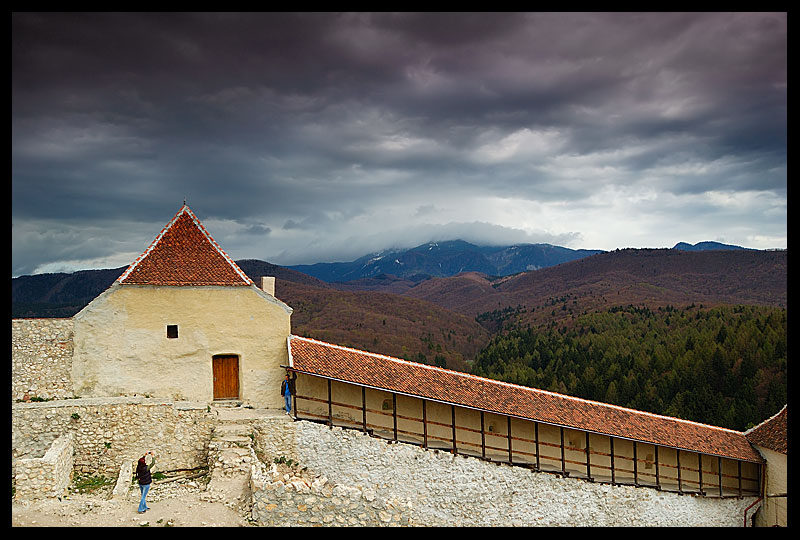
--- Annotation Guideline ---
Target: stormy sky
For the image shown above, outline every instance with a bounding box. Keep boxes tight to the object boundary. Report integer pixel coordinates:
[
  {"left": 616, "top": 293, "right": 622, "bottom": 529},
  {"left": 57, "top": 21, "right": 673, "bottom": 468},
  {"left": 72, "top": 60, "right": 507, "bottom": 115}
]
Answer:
[{"left": 12, "top": 12, "right": 787, "bottom": 277}]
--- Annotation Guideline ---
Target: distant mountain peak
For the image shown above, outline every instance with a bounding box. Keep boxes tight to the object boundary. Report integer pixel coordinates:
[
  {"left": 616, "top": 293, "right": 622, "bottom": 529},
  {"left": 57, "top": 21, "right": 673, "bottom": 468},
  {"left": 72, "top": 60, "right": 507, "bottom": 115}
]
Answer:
[
  {"left": 672, "top": 241, "right": 751, "bottom": 251},
  {"left": 288, "top": 240, "right": 604, "bottom": 283}
]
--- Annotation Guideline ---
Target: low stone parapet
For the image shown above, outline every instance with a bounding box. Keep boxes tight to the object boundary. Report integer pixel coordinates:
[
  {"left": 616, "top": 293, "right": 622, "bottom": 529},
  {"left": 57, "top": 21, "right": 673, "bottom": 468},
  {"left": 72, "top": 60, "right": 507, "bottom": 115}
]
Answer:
[
  {"left": 14, "top": 433, "right": 74, "bottom": 501},
  {"left": 12, "top": 397, "right": 215, "bottom": 482}
]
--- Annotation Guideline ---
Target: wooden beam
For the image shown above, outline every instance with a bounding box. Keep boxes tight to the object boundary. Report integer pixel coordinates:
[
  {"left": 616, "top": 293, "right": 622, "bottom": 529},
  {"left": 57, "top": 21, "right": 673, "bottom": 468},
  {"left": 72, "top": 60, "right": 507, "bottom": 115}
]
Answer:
[
  {"left": 361, "top": 386, "right": 367, "bottom": 432},
  {"left": 738, "top": 460, "right": 742, "bottom": 498},
  {"left": 507, "top": 416, "right": 513, "bottom": 465},
  {"left": 560, "top": 427, "right": 566, "bottom": 476},
  {"left": 327, "top": 379, "right": 333, "bottom": 427},
  {"left": 655, "top": 445, "right": 660, "bottom": 490},
  {"left": 699, "top": 453, "right": 704, "bottom": 496},
  {"left": 610, "top": 436, "right": 616, "bottom": 485},
  {"left": 633, "top": 442, "right": 639, "bottom": 486},
  {"left": 585, "top": 432, "right": 592, "bottom": 481},
  {"left": 481, "top": 411, "right": 486, "bottom": 459},
  {"left": 677, "top": 449, "right": 682, "bottom": 493},
  {"left": 392, "top": 393, "right": 398, "bottom": 442},
  {"left": 292, "top": 374, "right": 297, "bottom": 420},
  {"left": 422, "top": 399, "right": 428, "bottom": 449},
  {"left": 451, "top": 405, "right": 457, "bottom": 454},
  {"left": 718, "top": 456, "right": 723, "bottom": 497},
  {"left": 534, "top": 422, "right": 540, "bottom": 471}
]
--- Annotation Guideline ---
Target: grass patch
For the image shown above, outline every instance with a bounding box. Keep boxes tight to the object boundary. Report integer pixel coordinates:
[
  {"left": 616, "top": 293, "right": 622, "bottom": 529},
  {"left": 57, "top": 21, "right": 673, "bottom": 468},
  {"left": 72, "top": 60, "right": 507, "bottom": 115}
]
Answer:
[{"left": 72, "top": 474, "right": 114, "bottom": 494}]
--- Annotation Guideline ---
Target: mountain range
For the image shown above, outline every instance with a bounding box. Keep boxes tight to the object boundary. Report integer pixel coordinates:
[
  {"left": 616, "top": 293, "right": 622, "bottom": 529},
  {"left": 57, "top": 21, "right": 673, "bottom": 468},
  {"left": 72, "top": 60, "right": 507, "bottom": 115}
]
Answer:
[
  {"left": 288, "top": 240, "right": 604, "bottom": 282},
  {"left": 11, "top": 241, "right": 784, "bottom": 370},
  {"left": 287, "top": 239, "right": 752, "bottom": 282}
]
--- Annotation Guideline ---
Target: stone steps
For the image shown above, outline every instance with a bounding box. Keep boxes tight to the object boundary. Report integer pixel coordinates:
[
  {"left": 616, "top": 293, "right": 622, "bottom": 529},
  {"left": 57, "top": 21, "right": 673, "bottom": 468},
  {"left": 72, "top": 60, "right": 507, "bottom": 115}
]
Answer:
[
  {"left": 210, "top": 423, "right": 253, "bottom": 448},
  {"left": 210, "top": 400, "right": 243, "bottom": 408},
  {"left": 204, "top": 415, "right": 260, "bottom": 511}
]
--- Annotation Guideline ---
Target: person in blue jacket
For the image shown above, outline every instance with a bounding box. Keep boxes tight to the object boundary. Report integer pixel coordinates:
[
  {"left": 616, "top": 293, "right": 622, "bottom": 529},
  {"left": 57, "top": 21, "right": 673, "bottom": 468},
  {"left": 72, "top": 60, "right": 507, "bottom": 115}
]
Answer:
[{"left": 281, "top": 374, "right": 296, "bottom": 415}]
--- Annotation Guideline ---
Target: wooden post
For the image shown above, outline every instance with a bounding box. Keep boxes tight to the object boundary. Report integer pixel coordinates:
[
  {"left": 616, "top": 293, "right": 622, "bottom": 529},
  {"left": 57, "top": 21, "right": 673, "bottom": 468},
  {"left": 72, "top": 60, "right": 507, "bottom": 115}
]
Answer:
[
  {"left": 560, "top": 427, "right": 566, "bottom": 476},
  {"left": 677, "top": 449, "right": 682, "bottom": 493},
  {"left": 633, "top": 442, "right": 639, "bottom": 486},
  {"left": 718, "top": 456, "right": 723, "bottom": 497},
  {"left": 292, "top": 375, "right": 297, "bottom": 420},
  {"left": 738, "top": 460, "right": 742, "bottom": 498},
  {"left": 422, "top": 399, "right": 428, "bottom": 449},
  {"left": 481, "top": 411, "right": 486, "bottom": 459},
  {"left": 655, "top": 445, "right": 660, "bottom": 490},
  {"left": 610, "top": 436, "right": 616, "bottom": 485},
  {"left": 507, "top": 416, "right": 513, "bottom": 465},
  {"left": 451, "top": 405, "right": 457, "bottom": 454},
  {"left": 392, "top": 393, "right": 398, "bottom": 442},
  {"left": 327, "top": 379, "right": 333, "bottom": 427},
  {"left": 534, "top": 422, "right": 540, "bottom": 471},
  {"left": 361, "top": 386, "right": 367, "bottom": 432},
  {"left": 699, "top": 453, "right": 704, "bottom": 495},
  {"left": 585, "top": 432, "right": 592, "bottom": 480}
]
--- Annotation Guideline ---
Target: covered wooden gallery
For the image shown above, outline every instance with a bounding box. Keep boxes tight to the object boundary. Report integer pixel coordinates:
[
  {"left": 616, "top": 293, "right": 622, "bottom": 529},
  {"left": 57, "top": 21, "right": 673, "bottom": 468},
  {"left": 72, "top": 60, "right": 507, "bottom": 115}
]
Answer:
[{"left": 285, "top": 336, "right": 763, "bottom": 498}]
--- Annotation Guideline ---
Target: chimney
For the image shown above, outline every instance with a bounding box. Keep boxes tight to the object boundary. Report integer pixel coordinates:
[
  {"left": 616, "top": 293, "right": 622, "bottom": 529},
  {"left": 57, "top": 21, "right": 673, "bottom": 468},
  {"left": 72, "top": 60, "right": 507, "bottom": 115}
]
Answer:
[{"left": 260, "top": 276, "right": 275, "bottom": 296}]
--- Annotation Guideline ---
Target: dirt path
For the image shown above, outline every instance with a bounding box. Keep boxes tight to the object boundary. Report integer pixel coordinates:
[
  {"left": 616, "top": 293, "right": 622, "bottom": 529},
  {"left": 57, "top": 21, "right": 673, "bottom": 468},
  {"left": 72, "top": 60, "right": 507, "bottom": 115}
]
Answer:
[{"left": 12, "top": 474, "right": 254, "bottom": 527}]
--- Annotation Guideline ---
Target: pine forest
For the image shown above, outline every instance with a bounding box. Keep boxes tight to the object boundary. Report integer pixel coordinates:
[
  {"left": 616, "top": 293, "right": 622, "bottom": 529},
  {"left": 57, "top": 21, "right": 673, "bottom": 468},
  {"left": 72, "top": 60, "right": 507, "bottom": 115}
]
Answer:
[{"left": 470, "top": 304, "right": 786, "bottom": 432}]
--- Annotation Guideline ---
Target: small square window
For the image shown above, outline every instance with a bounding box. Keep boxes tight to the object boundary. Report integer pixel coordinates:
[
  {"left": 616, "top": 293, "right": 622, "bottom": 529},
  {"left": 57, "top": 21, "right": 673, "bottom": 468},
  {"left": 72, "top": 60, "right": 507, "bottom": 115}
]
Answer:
[{"left": 166, "top": 325, "right": 178, "bottom": 339}]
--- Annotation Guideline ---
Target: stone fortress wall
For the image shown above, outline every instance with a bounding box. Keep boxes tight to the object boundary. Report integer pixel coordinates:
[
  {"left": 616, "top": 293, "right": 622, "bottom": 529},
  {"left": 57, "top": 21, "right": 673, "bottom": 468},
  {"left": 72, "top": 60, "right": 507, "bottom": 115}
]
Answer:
[
  {"left": 251, "top": 414, "right": 758, "bottom": 526},
  {"left": 12, "top": 318, "right": 74, "bottom": 402},
  {"left": 11, "top": 318, "right": 761, "bottom": 525},
  {"left": 14, "top": 433, "right": 74, "bottom": 501}
]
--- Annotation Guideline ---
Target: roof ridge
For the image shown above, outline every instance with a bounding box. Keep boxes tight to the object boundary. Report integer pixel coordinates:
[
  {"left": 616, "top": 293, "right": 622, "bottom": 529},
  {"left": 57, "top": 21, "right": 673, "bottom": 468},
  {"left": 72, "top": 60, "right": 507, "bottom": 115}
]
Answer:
[
  {"left": 744, "top": 404, "right": 787, "bottom": 435},
  {"left": 288, "top": 334, "right": 745, "bottom": 435}
]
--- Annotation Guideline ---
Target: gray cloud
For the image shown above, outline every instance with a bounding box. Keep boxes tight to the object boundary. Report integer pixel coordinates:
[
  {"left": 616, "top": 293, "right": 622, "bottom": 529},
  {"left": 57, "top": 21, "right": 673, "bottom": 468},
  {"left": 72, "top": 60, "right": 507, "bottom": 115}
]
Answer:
[{"left": 12, "top": 12, "right": 786, "bottom": 276}]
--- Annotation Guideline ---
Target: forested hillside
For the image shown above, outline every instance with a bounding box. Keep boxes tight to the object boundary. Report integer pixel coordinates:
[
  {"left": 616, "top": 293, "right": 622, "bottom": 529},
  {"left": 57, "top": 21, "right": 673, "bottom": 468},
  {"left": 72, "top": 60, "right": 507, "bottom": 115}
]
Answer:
[
  {"left": 471, "top": 304, "right": 787, "bottom": 431},
  {"left": 12, "top": 248, "right": 787, "bottom": 430},
  {"left": 271, "top": 279, "right": 489, "bottom": 372}
]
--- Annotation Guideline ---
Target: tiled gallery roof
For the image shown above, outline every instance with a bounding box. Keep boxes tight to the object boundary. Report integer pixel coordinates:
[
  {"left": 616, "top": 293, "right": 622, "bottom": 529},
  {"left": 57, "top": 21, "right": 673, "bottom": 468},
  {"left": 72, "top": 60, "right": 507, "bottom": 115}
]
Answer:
[
  {"left": 117, "top": 205, "right": 253, "bottom": 287},
  {"left": 745, "top": 405, "right": 787, "bottom": 454},
  {"left": 288, "top": 335, "right": 764, "bottom": 463}
]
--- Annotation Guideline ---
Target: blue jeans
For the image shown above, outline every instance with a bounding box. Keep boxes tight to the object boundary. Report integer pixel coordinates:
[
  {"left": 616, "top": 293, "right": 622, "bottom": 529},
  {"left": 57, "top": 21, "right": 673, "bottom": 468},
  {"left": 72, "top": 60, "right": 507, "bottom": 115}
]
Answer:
[
  {"left": 284, "top": 392, "right": 292, "bottom": 414},
  {"left": 138, "top": 483, "right": 150, "bottom": 512}
]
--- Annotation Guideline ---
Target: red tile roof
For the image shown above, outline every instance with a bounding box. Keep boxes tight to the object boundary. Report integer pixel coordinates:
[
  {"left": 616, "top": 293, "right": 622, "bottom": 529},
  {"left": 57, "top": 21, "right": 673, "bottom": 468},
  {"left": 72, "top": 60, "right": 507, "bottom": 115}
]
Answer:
[
  {"left": 745, "top": 405, "right": 787, "bottom": 454},
  {"left": 117, "top": 205, "right": 253, "bottom": 286},
  {"left": 288, "top": 335, "right": 764, "bottom": 463}
]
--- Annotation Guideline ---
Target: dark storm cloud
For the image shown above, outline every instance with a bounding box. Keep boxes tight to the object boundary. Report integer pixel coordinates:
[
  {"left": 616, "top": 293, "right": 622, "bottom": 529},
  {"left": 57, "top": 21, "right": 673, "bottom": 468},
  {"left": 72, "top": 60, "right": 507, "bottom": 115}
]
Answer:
[{"left": 12, "top": 12, "right": 786, "bottom": 276}]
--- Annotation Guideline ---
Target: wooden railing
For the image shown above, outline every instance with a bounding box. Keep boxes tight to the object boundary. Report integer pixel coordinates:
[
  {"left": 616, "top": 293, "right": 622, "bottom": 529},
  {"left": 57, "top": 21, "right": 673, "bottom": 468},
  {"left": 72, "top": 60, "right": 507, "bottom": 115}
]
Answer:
[{"left": 292, "top": 386, "right": 761, "bottom": 498}]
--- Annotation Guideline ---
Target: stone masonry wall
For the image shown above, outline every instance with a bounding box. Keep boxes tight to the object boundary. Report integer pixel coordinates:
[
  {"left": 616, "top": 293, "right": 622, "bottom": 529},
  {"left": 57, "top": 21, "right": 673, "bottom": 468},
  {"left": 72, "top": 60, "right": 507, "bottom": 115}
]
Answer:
[
  {"left": 252, "top": 417, "right": 761, "bottom": 527},
  {"left": 12, "top": 318, "right": 75, "bottom": 401},
  {"left": 12, "top": 397, "right": 215, "bottom": 484},
  {"left": 250, "top": 420, "right": 411, "bottom": 526},
  {"left": 14, "top": 433, "right": 74, "bottom": 501}
]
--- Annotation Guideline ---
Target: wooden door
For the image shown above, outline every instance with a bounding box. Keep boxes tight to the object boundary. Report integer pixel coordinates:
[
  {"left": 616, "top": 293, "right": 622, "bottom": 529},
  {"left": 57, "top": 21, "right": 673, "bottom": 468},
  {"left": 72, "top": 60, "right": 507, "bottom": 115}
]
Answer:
[{"left": 213, "top": 355, "right": 239, "bottom": 400}]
